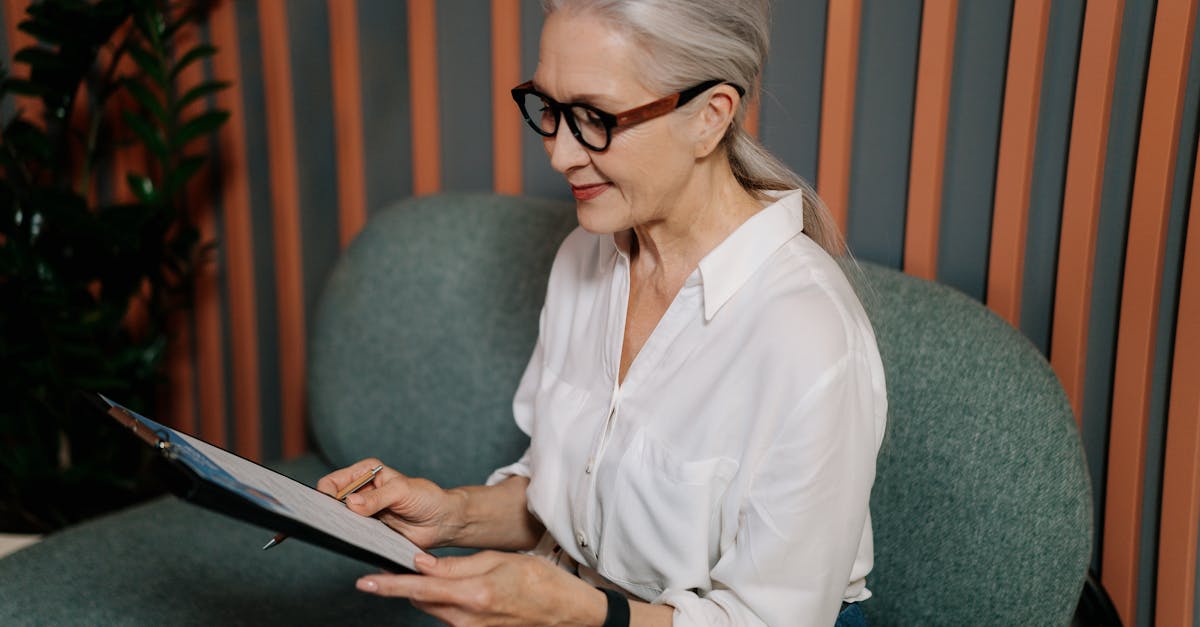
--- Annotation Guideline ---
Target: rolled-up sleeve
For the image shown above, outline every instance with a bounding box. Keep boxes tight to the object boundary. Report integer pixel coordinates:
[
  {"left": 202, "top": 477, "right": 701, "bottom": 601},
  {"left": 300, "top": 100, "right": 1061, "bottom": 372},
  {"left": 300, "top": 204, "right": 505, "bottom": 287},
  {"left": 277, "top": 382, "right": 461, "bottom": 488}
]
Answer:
[{"left": 657, "top": 355, "right": 880, "bottom": 626}]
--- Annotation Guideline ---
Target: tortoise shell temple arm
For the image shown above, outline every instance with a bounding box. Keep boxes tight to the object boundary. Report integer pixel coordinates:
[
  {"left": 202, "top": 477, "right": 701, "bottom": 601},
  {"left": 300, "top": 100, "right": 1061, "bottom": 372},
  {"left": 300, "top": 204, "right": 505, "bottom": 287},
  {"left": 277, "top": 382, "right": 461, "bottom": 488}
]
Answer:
[{"left": 613, "top": 94, "right": 681, "bottom": 127}]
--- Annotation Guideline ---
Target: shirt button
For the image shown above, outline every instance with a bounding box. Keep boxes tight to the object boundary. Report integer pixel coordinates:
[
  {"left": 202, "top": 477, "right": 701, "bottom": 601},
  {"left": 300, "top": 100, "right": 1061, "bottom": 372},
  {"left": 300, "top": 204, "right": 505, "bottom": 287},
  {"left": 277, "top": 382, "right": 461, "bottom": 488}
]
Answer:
[
  {"left": 585, "top": 457, "right": 595, "bottom": 473},
  {"left": 576, "top": 530, "right": 588, "bottom": 548}
]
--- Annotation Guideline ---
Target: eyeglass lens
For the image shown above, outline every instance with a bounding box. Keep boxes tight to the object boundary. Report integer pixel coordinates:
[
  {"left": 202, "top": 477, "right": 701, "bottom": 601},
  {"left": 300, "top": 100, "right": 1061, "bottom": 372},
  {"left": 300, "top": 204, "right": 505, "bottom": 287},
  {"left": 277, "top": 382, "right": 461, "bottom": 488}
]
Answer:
[{"left": 519, "top": 92, "right": 610, "bottom": 150}]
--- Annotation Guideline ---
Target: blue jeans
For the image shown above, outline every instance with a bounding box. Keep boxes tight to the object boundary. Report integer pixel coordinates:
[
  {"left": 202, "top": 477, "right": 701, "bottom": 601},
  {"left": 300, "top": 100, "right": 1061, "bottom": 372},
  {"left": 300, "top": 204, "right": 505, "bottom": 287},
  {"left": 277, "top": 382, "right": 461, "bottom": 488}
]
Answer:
[{"left": 835, "top": 602, "right": 868, "bottom": 627}]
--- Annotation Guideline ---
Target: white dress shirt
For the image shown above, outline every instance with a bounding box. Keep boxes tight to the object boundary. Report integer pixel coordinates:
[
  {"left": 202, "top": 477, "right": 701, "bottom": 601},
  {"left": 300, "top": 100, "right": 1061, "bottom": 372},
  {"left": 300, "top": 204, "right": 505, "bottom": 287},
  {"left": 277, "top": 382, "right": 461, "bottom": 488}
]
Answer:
[{"left": 488, "top": 189, "right": 887, "bottom": 626}]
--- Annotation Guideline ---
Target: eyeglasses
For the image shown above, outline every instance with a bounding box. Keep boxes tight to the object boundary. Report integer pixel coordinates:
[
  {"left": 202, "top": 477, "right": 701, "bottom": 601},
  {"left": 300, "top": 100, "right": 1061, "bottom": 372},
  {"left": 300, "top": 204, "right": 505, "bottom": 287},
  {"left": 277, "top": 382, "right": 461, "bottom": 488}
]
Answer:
[{"left": 511, "top": 79, "right": 745, "bottom": 152}]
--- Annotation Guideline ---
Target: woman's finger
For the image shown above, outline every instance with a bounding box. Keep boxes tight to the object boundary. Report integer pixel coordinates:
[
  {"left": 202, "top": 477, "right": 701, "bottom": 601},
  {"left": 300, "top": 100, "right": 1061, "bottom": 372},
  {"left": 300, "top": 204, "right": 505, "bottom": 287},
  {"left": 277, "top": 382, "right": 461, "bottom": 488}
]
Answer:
[
  {"left": 316, "top": 458, "right": 389, "bottom": 496},
  {"left": 357, "top": 573, "right": 477, "bottom": 607},
  {"left": 415, "top": 550, "right": 510, "bottom": 579},
  {"left": 343, "top": 475, "right": 416, "bottom": 517}
]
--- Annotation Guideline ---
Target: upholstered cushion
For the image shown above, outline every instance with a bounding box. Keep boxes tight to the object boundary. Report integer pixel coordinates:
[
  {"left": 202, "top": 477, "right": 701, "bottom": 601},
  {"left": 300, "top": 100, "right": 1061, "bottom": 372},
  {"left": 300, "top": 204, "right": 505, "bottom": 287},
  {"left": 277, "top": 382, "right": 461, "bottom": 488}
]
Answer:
[
  {"left": 0, "top": 455, "right": 439, "bottom": 625},
  {"left": 308, "top": 192, "right": 578, "bottom": 489},
  {"left": 855, "top": 262, "right": 1092, "bottom": 625}
]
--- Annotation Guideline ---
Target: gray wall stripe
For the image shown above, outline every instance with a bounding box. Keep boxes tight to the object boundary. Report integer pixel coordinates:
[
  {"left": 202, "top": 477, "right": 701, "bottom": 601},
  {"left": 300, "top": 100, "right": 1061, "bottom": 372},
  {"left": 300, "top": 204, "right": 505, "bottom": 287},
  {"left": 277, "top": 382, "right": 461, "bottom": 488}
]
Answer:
[
  {"left": 520, "top": 0, "right": 565, "bottom": 199},
  {"left": 845, "top": 0, "right": 920, "bottom": 269},
  {"left": 285, "top": 1, "right": 340, "bottom": 335},
  {"left": 1019, "top": 0, "right": 1085, "bottom": 355},
  {"left": 937, "top": 0, "right": 1014, "bottom": 301},
  {"left": 761, "top": 0, "right": 827, "bottom": 186},
  {"left": 437, "top": 1, "right": 493, "bottom": 191},
  {"left": 359, "top": 0, "right": 413, "bottom": 213}
]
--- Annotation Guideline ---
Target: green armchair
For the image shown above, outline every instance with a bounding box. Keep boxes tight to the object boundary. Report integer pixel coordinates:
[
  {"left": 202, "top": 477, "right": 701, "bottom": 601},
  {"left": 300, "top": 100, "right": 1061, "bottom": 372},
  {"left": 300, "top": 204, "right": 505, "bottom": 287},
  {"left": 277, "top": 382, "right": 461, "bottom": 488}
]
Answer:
[{"left": 0, "top": 193, "right": 1090, "bottom": 625}]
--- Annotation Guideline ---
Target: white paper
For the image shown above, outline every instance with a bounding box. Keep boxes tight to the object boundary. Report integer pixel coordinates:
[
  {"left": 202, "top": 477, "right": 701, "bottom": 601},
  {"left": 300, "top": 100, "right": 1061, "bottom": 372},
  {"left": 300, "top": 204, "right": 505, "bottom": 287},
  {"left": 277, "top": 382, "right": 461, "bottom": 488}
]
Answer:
[{"left": 174, "top": 430, "right": 425, "bottom": 570}]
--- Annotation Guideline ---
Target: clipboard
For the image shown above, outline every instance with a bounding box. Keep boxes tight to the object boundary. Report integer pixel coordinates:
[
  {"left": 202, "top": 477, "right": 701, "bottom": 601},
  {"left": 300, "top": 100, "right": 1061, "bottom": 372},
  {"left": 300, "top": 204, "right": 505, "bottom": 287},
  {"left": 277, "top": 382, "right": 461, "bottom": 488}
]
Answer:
[{"left": 90, "top": 392, "right": 423, "bottom": 574}]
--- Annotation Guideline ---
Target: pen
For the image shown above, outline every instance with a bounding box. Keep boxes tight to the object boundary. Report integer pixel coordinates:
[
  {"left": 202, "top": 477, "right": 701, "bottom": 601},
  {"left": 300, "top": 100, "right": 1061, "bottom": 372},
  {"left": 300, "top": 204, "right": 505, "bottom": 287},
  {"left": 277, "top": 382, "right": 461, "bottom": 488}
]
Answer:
[{"left": 262, "top": 464, "right": 384, "bottom": 550}]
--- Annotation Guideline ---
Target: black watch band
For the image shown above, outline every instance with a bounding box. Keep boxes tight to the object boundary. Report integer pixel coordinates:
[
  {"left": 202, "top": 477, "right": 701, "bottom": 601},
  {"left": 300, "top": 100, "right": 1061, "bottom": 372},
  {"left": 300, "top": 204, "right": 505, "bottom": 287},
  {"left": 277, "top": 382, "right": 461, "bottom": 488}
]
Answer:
[{"left": 599, "top": 587, "right": 631, "bottom": 627}]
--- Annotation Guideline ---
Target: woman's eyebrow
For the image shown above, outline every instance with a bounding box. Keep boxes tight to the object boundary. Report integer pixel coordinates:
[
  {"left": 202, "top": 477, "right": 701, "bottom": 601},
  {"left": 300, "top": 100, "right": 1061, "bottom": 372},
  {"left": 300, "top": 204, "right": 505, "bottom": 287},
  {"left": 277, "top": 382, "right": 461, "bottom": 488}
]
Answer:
[{"left": 531, "top": 81, "right": 618, "bottom": 108}]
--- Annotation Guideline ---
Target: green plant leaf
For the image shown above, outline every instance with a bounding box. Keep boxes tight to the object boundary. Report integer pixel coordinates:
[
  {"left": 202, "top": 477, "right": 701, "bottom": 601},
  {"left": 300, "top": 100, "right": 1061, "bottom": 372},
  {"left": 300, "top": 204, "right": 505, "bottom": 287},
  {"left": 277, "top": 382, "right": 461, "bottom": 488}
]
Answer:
[
  {"left": 168, "top": 44, "right": 216, "bottom": 82},
  {"left": 13, "top": 48, "right": 69, "bottom": 74},
  {"left": 4, "top": 119, "right": 53, "bottom": 162},
  {"left": 120, "top": 110, "right": 168, "bottom": 160},
  {"left": 172, "top": 110, "right": 228, "bottom": 148},
  {"left": 126, "top": 43, "right": 167, "bottom": 88},
  {"left": 2, "top": 78, "right": 46, "bottom": 97},
  {"left": 124, "top": 174, "right": 158, "bottom": 205},
  {"left": 172, "top": 80, "right": 229, "bottom": 116},
  {"left": 167, "top": 155, "right": 206, "bottom": 194},
  {"left": 17, "top": 20, "right": 64, "bottom": 46},
  {"left": 122, "top": 79, "right": 167, "bottom": 124}
]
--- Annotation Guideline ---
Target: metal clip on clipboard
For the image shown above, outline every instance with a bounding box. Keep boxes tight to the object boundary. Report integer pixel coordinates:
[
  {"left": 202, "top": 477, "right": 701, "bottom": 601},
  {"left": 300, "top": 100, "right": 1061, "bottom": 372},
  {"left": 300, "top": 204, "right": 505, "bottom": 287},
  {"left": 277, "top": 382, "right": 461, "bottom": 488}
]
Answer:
[{"left": 105, "top": 404, "right": 176, "bottom": 459}]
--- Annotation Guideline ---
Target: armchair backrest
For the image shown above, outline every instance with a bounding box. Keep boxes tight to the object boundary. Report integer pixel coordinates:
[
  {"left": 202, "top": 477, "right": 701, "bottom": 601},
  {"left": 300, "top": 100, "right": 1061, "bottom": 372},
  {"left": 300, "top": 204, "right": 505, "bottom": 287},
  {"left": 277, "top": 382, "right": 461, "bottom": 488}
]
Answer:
[
  {"left": 856, "top": 262, "right": 1092, "bottom": 625},
  {"left": 308, "top": 193, "right": 578, "bottom": 488}
]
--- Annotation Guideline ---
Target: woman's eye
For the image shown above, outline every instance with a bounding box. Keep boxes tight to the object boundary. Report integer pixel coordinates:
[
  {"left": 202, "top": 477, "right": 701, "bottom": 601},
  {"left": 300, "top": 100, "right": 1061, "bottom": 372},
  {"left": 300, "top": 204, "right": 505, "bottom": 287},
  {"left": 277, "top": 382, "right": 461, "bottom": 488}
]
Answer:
[{"left": 577, "top": 108, "right": 603, "bottom": 127}]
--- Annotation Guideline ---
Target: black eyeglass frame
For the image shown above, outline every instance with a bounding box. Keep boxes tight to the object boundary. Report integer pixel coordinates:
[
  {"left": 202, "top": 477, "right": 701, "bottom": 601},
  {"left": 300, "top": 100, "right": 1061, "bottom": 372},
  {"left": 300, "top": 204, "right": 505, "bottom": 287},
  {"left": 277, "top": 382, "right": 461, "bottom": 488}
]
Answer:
[{"left": 511, "top": 79, "right": 746, "bottom": 152}]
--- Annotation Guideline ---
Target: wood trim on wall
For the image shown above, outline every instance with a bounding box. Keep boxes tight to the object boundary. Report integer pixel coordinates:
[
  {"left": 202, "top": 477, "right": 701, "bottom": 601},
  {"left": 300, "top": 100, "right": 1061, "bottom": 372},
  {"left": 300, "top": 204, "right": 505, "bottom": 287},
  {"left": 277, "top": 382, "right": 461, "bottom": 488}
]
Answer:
[
  {"left": 408, "top": 0, "right": 441, "bottom": 195},
  {"left": 986, "top": 0, "right": 1051, "bottom": 326},
  {"left": 1102, "top": 0, "right": 1198, "bottom": 621},
  {"left": 1156, "top": 138, "right": 1200, "bottom": 627},
  {"left": 491, "top": 0, "right": 522, "bottom": 195},
  {"left": 257, "top": 0, "right": 307, "bottom": 459},
  {"left": 176, "top": 17, "right": 227, "bottom": 448},
  {"left": 328, "top": 0, "right": 367, "bottom": 247},
  {"left": 1050, "top": 0, "right": 1125, "bottom": 420},
  {"left": 210, "top": 0, "right": 262, "bottom": 460},
  {"left": 903, "top": 0, "right": 957, "bottom": 280},
  {"left": 817, "top": 0, "right": 861, "bottom": 234}
]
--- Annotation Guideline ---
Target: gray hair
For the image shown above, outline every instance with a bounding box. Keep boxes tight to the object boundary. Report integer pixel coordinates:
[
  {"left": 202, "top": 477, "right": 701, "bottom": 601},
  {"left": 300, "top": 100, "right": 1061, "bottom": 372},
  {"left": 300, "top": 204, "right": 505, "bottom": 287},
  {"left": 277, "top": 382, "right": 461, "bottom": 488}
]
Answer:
[{"left": 542, "top": 0, "right": 845, "bottom": 256}]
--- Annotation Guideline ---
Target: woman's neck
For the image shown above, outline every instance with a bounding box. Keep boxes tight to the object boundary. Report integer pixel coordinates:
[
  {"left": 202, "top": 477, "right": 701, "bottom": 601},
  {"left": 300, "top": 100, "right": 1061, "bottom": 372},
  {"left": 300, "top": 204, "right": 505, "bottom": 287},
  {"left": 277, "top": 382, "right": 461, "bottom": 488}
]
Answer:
[{"left": 625, "top": 159, "right": 761, "bottom": 288}]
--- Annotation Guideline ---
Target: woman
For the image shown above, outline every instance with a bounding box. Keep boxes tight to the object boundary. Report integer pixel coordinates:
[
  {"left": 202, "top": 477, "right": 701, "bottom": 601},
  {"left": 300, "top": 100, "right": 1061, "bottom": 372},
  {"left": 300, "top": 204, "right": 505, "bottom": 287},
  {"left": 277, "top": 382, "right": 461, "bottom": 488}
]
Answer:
[{"left": 320, "top": 1, "right": 886, "bottom": 624}]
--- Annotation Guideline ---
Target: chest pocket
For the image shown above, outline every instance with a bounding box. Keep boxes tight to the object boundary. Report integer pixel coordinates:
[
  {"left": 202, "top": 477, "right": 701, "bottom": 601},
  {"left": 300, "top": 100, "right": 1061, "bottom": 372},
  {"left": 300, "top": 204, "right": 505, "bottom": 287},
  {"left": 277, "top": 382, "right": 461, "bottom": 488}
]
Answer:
[{"left": 597, "top": 428, "right": 738, "bottom": 592}]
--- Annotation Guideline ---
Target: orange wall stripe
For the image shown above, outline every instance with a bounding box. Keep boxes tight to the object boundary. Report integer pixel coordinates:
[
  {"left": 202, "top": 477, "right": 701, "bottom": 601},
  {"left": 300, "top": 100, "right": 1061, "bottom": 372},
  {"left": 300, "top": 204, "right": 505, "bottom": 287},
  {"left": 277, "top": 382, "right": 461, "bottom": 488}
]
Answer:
[
  {"left": 1101, "top": 0, "right": 1198, "bottom": 622},
  {"left": 902, "top": 0, "right": 957, "bottom": 280},
  {"left": 1156, "top": 138, "right": 1200, "bottom": 627},
  {"left": 328, "top": 0, "right": 367, "bottom": 247},
  {"left": 816, "top": 0, "right": 860, "bottom": 233},
  {"left": 210, "top": 0, "right": 262, "bottom": 461},
  {"left": 491, "top": 0, "right": 522, "bottom": 195},
  {"left": 1050, "top": 0, "right": 1124, "bottom": 420},
  {"left": 986, "top": 0, "right": 1051, "bottom": 326},
  {"left": 257, "top": 0, "right": 307, "bottom": 458},
  {"left": 176, "top": 18, "right": 227, "bottom": 448},
  {"left": 408, "top": 0, "right": 441, "bottom": 195}
]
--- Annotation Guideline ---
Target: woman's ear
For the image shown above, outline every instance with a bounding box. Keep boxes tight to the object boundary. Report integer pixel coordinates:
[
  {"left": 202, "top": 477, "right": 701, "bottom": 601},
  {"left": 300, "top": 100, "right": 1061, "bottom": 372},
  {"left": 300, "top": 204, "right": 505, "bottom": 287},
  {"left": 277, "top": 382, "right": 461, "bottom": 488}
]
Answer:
[{"left": 693, "top": 85, "right": 741, "bottom": 158}]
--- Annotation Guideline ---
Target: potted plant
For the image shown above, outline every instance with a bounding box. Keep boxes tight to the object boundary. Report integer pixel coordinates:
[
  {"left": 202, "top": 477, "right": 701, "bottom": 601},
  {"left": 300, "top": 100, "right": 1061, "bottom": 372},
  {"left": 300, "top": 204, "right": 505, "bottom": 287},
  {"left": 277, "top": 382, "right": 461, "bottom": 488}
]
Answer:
[{"left": 0, "top": 0, "right": 228, "bottom": 533}]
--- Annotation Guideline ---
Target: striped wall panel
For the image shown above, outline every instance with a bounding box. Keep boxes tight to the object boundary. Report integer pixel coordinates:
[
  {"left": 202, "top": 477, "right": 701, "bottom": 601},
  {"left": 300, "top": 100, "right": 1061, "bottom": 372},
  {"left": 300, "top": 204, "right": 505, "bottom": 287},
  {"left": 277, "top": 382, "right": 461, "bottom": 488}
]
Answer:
[{"left": 2, "top": 1, "right": 1198, "bottom": 623}]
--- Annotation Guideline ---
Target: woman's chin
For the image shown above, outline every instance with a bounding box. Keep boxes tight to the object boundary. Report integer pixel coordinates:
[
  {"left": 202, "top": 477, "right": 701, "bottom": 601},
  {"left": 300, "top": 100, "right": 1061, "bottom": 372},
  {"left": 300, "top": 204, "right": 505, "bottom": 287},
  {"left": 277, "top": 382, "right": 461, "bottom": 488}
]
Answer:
[{"left": 574, "top": 203, "right": 628, "bottom": 235}]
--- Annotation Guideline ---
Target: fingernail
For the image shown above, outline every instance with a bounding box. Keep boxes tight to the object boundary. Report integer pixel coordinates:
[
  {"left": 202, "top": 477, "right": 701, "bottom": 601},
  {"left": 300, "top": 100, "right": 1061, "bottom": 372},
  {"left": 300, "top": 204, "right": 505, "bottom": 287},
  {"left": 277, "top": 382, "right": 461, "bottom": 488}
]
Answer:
[
  {"left": 356, "top": 578, "right": 378, "bottom": 592},
  {"left": 414, "top": 553, "right": 436, "bottom": 570},
  {"left": 346, "top": 495, "right": 363, "bottom": 506}
]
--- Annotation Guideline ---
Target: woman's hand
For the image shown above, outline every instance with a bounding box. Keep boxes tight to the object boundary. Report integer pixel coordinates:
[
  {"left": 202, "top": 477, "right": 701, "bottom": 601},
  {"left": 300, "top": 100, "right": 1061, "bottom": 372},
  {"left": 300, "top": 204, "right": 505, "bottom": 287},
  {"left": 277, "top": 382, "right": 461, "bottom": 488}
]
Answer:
[
  {"left": 357, "top": 551, "right": 611, "bottom": 626},
  {"left": 317, "top": 458, "right": 465, "bottom": 549}
]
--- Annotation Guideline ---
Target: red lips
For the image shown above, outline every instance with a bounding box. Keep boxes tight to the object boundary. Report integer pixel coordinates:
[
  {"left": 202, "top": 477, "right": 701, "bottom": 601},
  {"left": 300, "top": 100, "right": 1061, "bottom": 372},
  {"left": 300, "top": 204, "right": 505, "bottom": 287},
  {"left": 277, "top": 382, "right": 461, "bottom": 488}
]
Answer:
[{"left": 571, "top": 183, "right": 611, "bottom": 200}]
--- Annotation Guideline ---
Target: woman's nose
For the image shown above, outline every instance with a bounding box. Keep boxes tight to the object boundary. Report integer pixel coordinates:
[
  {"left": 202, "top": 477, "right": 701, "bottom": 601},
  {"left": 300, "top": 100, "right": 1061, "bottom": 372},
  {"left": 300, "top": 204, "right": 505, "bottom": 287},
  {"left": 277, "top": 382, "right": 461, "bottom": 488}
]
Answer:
[{"left": 546, "top": 115, "right": 589, "bottom": 173}]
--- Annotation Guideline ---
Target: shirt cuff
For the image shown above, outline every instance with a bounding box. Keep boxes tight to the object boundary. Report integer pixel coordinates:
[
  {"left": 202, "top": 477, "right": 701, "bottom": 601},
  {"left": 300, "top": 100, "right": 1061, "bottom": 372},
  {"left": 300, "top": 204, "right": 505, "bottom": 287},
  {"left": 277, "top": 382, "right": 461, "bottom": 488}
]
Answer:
[{"left": 485, "top": 449, "right": 531, "bottom": 486}]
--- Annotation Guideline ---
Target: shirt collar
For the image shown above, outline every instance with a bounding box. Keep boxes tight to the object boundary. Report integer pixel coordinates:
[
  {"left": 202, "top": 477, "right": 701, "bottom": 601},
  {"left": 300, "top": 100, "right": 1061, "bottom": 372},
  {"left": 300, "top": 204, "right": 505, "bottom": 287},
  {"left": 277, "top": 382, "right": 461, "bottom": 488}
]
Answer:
[
  {"left": 697, "top": 188, "right": 805, "bottom": 321},
  {"left": 599, "top": 188, "right": 807, "bottom": 321}
]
